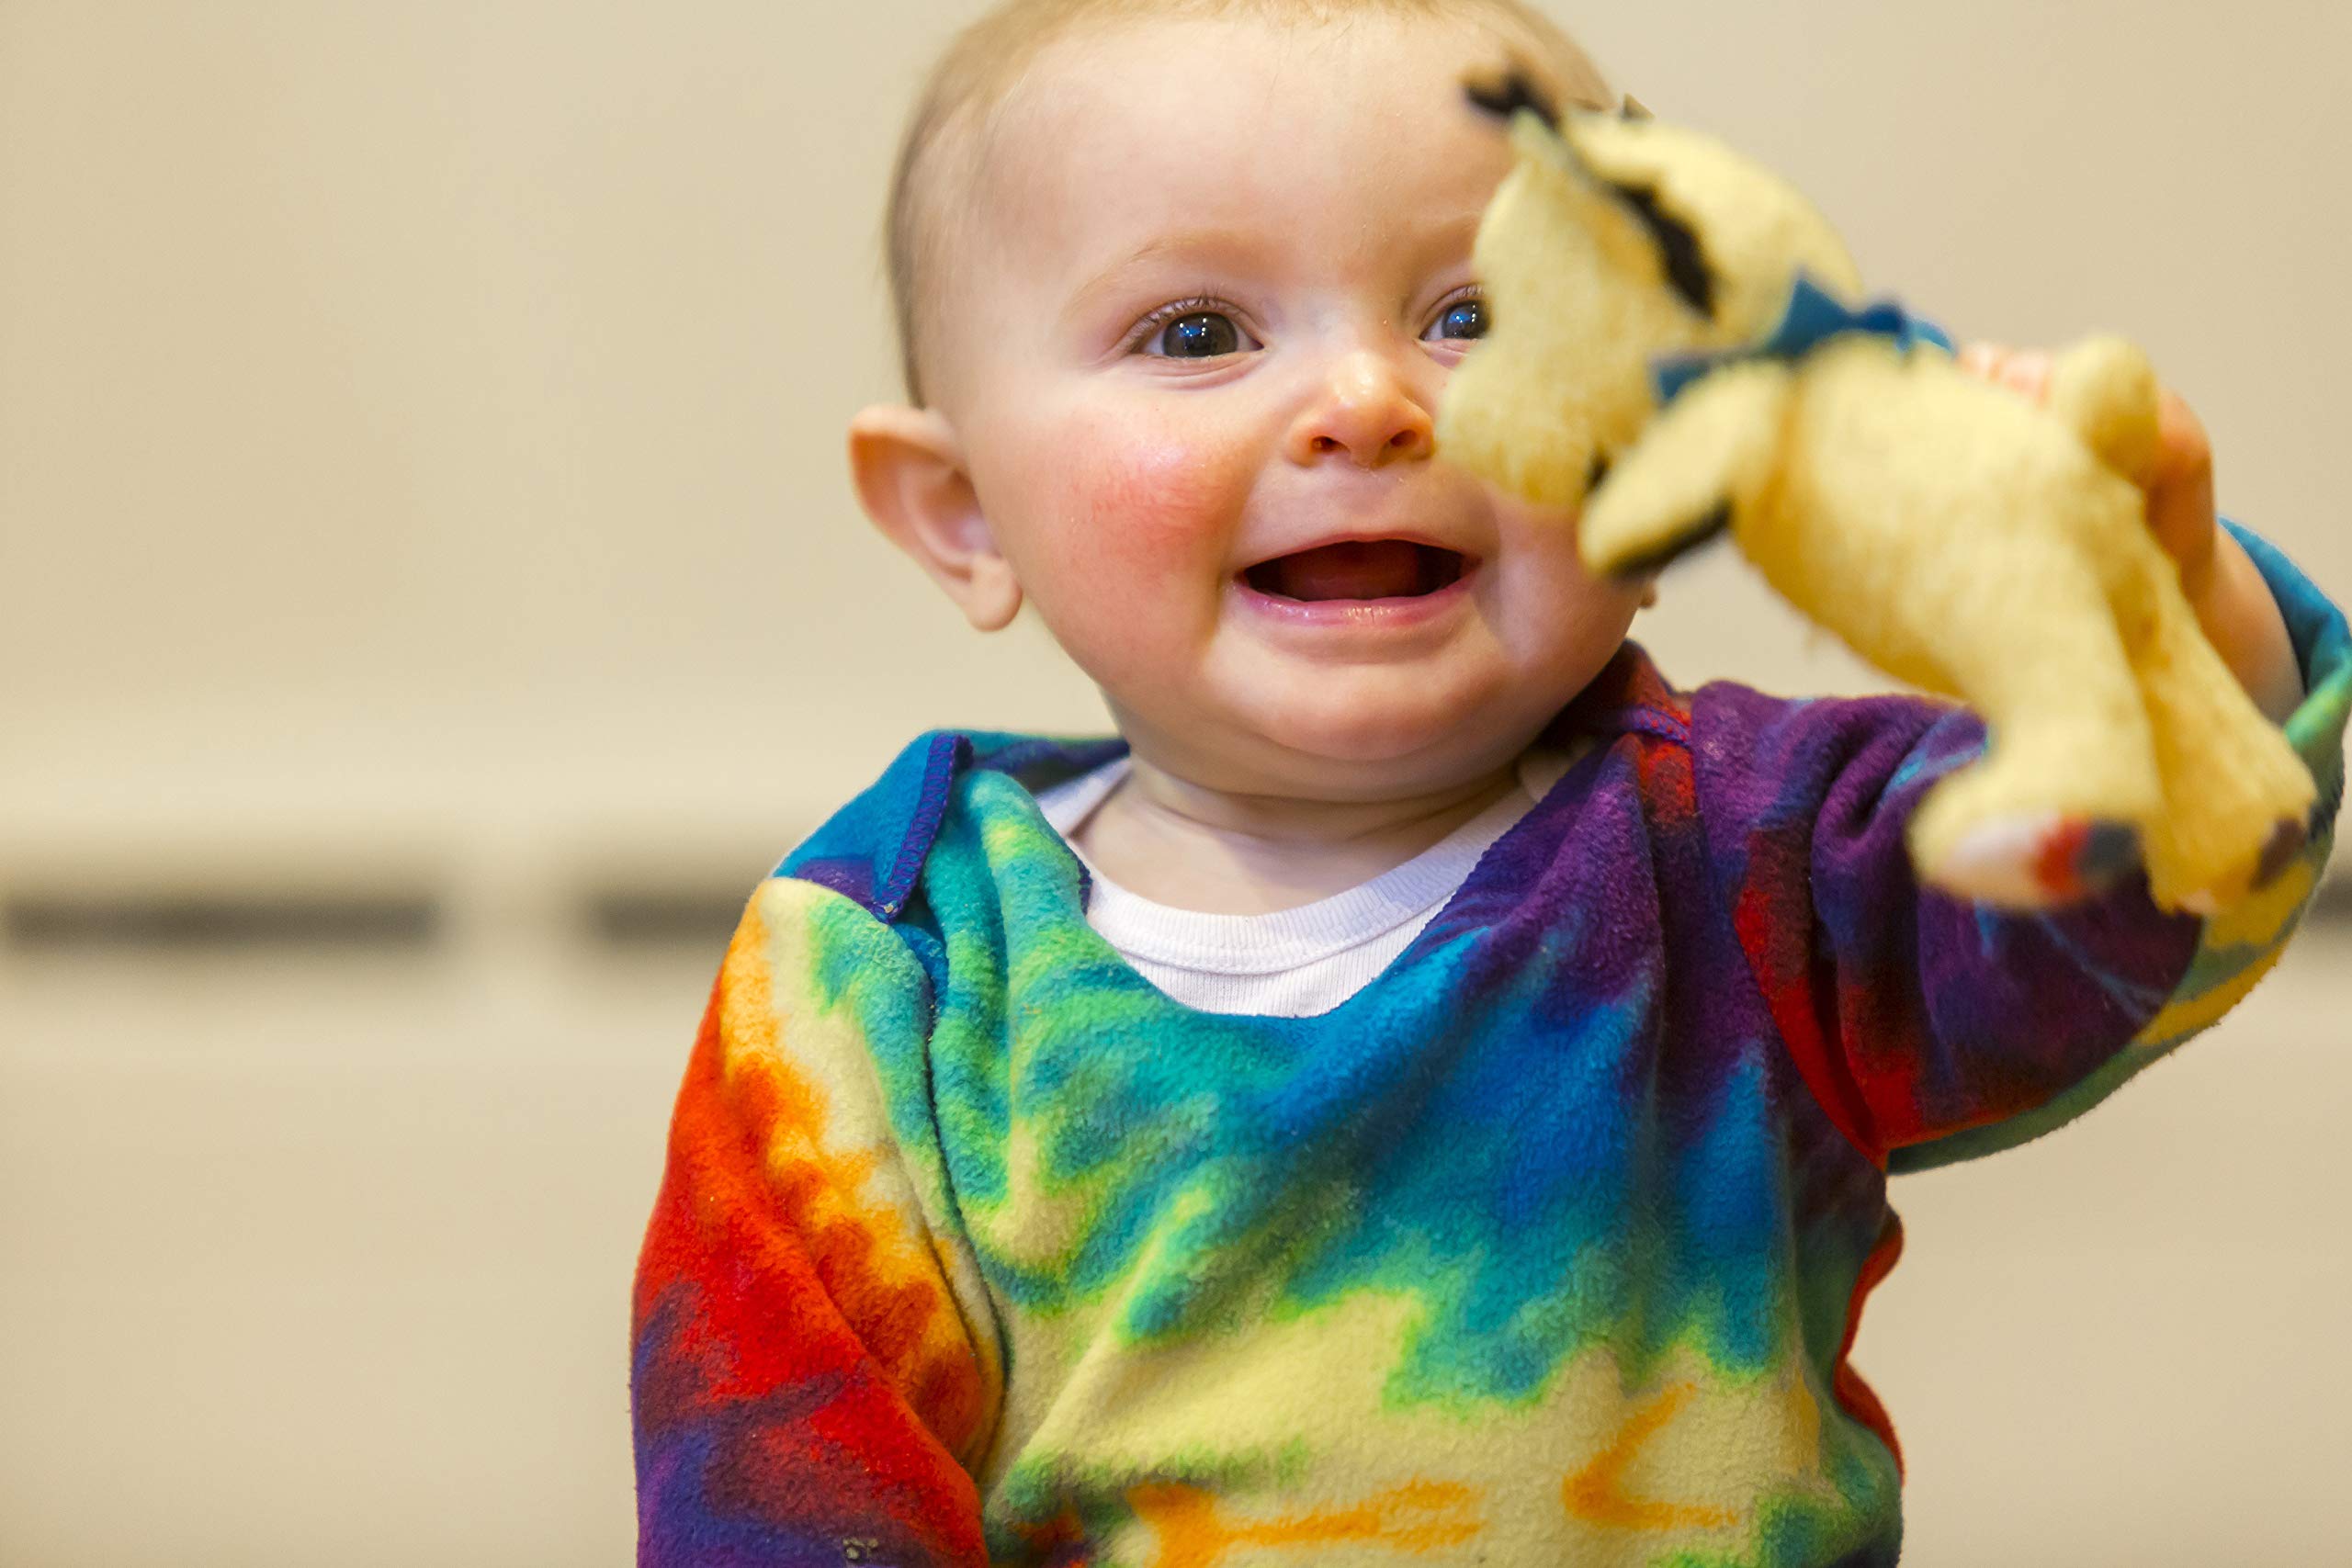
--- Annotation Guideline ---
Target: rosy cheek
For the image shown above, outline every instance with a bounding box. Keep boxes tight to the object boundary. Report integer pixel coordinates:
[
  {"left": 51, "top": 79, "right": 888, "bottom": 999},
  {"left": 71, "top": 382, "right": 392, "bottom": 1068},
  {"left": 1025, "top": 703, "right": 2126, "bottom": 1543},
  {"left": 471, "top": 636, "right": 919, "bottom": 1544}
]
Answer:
[{"left": 1035, "top": 408, "right": 1247, "bottom": 582}]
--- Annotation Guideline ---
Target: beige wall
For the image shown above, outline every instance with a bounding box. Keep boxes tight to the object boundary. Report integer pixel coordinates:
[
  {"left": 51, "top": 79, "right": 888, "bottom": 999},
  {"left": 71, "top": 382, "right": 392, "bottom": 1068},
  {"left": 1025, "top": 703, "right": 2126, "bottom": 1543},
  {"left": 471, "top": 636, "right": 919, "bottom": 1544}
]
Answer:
[{"left": 2, "top": 3, "right": 2346, "bottom": 1565}]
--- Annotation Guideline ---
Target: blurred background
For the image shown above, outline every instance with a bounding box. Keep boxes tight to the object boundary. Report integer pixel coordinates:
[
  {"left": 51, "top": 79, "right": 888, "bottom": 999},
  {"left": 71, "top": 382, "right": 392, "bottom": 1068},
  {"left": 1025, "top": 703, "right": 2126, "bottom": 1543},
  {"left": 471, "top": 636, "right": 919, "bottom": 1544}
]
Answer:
[{"left": 2, "top": 1, "right": 2346, "bottom": 1563}]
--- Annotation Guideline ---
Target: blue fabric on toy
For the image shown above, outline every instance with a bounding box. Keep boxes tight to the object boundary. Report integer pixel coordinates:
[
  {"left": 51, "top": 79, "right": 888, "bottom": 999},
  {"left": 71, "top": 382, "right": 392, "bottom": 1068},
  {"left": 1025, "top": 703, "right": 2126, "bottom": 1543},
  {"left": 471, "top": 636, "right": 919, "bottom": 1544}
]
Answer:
[{"left": 1650, "top": 274, "right": 1955, "bottom": 407}]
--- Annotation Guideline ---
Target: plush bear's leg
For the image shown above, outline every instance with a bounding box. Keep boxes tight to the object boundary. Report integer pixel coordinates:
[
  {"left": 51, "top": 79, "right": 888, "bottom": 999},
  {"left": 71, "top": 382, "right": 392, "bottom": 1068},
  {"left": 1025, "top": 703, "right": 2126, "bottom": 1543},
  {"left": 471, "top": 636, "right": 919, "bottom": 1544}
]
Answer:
[
  {"left": 1883, "top": 556, "right": 2165, "bottom": 909},
  {"left": 2113, "top": 555, "right": 2316, "bottom": 913}
]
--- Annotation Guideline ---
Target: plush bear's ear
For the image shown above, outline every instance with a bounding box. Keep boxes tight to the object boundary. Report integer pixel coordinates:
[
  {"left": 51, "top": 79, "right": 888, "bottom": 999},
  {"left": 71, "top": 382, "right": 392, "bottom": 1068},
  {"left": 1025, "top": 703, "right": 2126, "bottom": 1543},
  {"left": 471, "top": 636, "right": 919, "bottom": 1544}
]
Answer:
[{"left": 1463, "top": 65, "right": 1559, "bottom": 131}]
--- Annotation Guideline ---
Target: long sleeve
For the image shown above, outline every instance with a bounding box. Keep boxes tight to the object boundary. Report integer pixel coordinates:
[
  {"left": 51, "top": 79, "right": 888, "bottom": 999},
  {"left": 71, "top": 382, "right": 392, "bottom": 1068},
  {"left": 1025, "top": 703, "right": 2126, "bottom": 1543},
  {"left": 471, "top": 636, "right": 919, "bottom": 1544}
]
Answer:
[
  {"left": 631, "top": 875, "right": 1002, "bottom": 1566},
  {"left": 1694, "top": 525, "right": 2349, "bottom": 1171}
]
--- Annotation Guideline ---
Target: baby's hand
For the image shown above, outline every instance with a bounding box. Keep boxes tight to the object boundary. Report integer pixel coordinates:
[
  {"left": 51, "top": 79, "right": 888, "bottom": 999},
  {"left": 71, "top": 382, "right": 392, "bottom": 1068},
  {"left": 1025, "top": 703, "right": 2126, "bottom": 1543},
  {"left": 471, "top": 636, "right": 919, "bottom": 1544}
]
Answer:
[
  {"left": 1954, "top": 342, "right": 2216, "bottom": 595},
  {"left": 1956, "top": 341, "right": 2301, "bottom": 721}
]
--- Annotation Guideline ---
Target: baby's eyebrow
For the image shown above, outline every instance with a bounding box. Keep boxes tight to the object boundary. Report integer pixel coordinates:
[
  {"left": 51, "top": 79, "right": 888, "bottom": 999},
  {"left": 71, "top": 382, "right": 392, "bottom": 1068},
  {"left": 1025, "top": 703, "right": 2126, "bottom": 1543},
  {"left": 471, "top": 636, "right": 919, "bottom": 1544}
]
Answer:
[
  {"left": 1065, "top": 226, "right": 1272, "bottom": 315},
  {"left": 1062, "top": 211, "right": 1486, "bottom": 321}
]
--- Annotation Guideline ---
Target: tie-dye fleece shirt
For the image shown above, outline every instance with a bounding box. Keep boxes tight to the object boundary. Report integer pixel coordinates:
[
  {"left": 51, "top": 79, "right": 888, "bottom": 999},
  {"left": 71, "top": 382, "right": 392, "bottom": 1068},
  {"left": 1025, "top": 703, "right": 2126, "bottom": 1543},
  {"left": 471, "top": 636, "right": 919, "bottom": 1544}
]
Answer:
[{"left": 633, "top": 529, "right": 2347, "bottom": 1568}]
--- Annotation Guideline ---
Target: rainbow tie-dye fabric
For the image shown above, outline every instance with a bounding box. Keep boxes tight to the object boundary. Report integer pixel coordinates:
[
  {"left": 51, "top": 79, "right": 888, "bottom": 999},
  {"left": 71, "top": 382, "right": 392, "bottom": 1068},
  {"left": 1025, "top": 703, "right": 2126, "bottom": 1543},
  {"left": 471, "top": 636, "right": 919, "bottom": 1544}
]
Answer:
[{"left": 633, "top": 531, "right": 2346, "bottom": 1568}]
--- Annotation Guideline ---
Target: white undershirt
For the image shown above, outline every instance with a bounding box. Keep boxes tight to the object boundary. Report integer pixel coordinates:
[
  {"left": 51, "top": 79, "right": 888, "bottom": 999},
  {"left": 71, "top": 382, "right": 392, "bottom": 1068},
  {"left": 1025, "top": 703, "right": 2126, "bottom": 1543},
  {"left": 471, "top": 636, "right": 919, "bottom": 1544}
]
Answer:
[{"left": 1033, "top": 748, "right": 1579, "bottom": 1017}]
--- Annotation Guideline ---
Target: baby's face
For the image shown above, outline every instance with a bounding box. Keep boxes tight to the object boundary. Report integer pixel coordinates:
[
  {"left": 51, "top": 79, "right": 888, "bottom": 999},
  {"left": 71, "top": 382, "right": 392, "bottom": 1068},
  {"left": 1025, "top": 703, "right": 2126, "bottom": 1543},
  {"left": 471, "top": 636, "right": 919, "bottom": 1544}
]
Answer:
[{"left": 930, "top": 13, "right": 1644, "bottom": 799}]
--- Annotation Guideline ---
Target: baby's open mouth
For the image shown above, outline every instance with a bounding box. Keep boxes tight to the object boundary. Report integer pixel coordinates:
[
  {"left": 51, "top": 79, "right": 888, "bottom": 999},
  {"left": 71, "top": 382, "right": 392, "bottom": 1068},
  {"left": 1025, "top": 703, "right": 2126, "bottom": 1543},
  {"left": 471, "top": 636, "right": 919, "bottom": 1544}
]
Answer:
[{"left": 1240, "top": 540, "right": 1471, "bottom": 603}]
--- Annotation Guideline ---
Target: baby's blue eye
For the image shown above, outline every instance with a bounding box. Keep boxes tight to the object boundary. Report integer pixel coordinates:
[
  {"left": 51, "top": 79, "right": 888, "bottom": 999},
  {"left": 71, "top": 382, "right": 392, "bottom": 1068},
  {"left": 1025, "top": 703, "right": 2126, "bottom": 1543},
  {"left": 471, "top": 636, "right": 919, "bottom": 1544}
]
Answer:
[
  {"left": 1156, "top": 311, "right": 1245, "bottom": 358},
  {"left": 1432, "top": 298, "right": 1488, "bottom": 341}
]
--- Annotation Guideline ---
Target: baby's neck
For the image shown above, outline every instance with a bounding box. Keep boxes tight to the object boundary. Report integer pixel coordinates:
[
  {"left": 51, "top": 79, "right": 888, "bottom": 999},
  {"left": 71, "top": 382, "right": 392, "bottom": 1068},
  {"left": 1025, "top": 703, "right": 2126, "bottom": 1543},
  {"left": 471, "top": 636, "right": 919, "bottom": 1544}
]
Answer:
[{"left": 1067, "top": 756, "right": 1525, "bottom": 916}]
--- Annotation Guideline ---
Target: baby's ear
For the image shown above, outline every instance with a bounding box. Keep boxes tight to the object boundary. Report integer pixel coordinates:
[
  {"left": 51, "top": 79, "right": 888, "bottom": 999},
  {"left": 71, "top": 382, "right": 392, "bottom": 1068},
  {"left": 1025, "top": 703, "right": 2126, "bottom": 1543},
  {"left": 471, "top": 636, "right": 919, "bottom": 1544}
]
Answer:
[{"left": 847, "top": 405, "right": 1022, "bottom": 632}]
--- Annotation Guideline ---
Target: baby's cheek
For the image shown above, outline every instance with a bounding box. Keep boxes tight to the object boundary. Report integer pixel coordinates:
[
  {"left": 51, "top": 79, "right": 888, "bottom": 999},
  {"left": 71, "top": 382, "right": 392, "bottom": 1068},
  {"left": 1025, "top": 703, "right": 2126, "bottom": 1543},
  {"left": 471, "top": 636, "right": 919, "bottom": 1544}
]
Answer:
[{"left": 1030, "top": 412, "right": 1248, "bottom": 592}]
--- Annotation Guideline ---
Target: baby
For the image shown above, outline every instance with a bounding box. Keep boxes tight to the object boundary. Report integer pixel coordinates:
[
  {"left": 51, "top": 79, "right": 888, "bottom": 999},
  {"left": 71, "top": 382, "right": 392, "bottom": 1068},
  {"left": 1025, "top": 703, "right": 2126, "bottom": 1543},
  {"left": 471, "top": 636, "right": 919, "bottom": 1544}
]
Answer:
[{"left": 630, "top": 3, "right": 2346, "bottom": 1565}]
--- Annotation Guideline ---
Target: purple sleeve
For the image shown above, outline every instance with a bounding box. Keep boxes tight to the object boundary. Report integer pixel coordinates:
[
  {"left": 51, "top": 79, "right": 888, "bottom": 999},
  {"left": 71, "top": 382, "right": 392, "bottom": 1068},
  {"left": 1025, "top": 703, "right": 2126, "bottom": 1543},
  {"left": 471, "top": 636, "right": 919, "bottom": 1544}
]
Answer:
[{"left": 1689, "top": 682, "right": 2204, "bottom": 1166}]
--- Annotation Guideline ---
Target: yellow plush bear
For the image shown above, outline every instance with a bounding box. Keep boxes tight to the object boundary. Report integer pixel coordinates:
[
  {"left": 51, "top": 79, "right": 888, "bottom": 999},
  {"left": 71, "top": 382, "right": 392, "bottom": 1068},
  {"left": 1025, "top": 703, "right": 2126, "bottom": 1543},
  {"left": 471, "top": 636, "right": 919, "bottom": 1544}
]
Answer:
[{"left": 1436, "top": 75, "right": 2313, "bottom": 914}]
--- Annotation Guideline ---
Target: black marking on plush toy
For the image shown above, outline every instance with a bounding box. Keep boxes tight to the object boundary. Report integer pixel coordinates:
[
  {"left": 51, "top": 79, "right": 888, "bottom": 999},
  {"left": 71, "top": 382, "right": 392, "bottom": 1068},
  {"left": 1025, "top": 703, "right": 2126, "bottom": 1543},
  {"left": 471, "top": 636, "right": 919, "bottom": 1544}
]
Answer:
[
  {"left": 1586, "top": 452, "right": 1612, "bottom": 492},
  {"left": 1606, "top": 500, "right": 1732, "bottom": 581},
  {"left": 1463, "top": 68, "right": 1560, "bottom": 132},
  {"left": 1604, "top": 183, "right": 1716, "bottom": 320},
  {"left": 2255, "top": 816, "right": 2310, "bottom": 889},
  {"left": 2078, "top": 822, "right": 2143, "bottom": 886}
]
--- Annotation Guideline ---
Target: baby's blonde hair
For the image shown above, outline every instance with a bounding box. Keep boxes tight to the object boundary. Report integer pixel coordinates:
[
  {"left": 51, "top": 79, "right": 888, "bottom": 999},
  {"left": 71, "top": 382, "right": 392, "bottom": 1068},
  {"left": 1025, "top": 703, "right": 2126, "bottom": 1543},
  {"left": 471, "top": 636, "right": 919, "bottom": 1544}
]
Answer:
[{"left": 886, "top": 0, "right": 1615, "bottom": 403}]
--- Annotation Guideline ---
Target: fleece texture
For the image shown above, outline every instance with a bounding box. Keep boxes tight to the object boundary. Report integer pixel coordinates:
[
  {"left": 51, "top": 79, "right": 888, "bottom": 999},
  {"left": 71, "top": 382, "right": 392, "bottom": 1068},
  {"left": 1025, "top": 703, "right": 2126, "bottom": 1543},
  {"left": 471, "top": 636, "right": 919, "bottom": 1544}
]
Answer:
[{"left": 632, "top": 543, "right": 2345, "bottom": 1568}]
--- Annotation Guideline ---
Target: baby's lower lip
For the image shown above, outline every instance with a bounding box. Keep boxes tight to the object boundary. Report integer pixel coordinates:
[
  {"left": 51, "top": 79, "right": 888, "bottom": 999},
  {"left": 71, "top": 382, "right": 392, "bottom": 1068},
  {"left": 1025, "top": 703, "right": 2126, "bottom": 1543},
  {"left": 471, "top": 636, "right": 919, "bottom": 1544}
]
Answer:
[{"left": 1229, "top": 564, "right": 1478, "bottom": 628}]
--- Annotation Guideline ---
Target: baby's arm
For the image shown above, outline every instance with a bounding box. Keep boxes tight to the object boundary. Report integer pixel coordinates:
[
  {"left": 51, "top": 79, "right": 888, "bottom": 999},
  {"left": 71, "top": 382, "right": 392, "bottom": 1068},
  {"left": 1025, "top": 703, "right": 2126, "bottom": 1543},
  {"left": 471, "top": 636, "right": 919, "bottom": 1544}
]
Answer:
[
  {"left": 632, "top": 878, "right": 997, "bottom": 1565},
  {"left": 1694, "top": 529, "right": 2347, "bottom": 1169}
]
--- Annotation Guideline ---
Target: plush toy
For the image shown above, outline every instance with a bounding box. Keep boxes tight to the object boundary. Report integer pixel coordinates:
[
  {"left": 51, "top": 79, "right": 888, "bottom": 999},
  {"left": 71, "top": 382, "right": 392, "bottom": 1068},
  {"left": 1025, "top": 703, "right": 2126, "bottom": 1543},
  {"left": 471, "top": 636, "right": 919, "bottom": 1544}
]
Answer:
[{"left": 1437, "top": 74, "right": 2315, "bottom": 914}]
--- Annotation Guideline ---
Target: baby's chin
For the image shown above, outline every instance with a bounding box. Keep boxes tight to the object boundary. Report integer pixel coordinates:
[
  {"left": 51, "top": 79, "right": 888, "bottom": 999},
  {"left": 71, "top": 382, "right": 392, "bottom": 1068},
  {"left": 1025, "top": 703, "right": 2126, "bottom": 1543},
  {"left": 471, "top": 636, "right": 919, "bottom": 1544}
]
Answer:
[{"left": 1203, "top": 661, "right": 1573, "bottom": 791}]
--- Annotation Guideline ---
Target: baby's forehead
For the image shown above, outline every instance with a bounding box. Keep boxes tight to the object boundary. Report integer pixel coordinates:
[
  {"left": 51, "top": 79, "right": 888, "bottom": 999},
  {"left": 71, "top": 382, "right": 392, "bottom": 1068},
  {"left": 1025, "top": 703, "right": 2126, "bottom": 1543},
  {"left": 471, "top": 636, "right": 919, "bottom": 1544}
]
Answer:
[{"left": 963, "top": 17, "right": 1507, "bottom": 259}]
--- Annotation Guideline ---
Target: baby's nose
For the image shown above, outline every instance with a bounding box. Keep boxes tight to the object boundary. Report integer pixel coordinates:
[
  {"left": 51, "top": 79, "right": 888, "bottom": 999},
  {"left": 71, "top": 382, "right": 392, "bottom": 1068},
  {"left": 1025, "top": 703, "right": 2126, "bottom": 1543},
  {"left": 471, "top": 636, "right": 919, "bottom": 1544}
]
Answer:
[{"left": 1287, "top": 353, "right": 1435, "bottom": 468}]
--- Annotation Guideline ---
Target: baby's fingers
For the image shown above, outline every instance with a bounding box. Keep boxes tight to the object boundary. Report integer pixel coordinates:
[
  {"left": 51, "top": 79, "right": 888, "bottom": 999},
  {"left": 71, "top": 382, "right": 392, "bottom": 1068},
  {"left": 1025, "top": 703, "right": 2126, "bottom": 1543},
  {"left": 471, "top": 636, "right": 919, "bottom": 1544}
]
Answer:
[
  {"left": 2145, "top": 386, "right": 2218, "bottom": 581},
  {"left": 1955, "top": 341, "right": 2003, "bottom": 378},
  {"left": 1957, "top": 342, "right": 2053, "bottom": 404}
]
